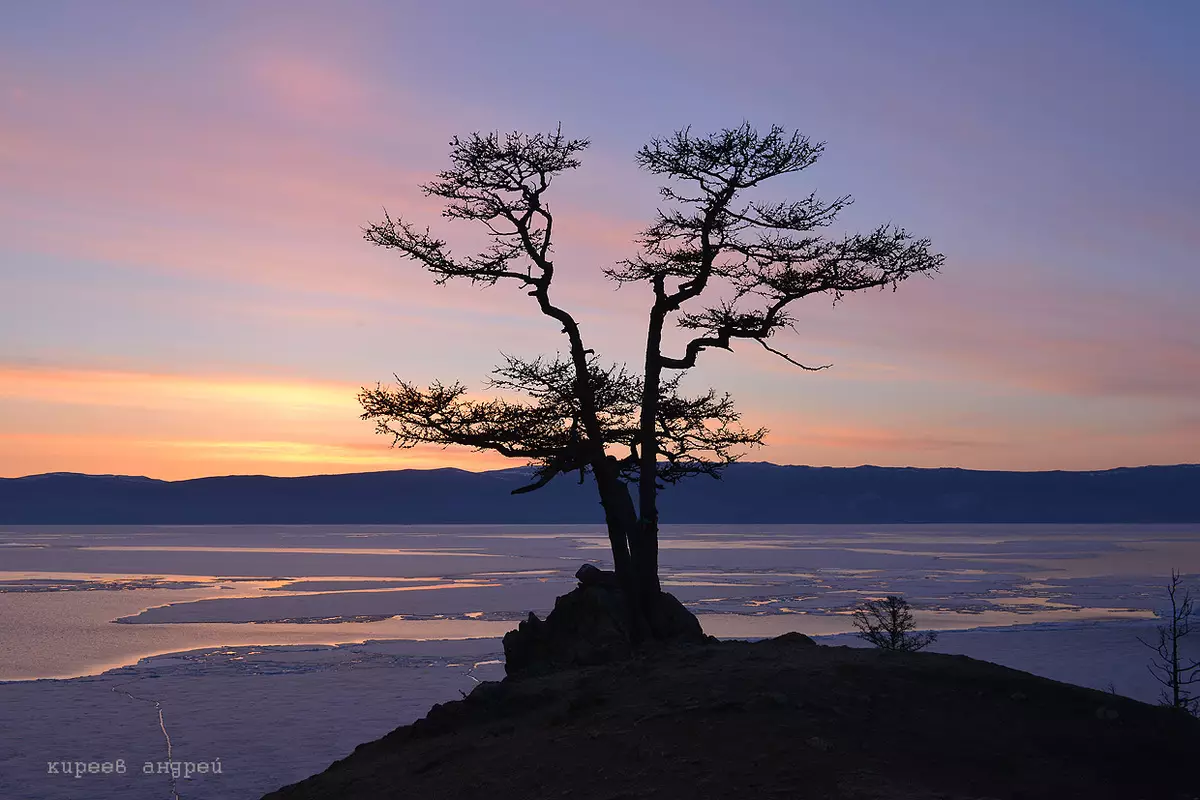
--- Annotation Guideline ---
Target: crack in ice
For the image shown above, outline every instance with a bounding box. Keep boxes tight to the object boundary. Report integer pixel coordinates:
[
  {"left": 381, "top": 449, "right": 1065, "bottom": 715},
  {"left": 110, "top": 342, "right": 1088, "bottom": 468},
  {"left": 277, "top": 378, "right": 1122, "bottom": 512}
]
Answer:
[
  {"left": 448, "top": 656, "right": 503, "bottom": 698},
  {"left": 112, "top": 681, "right": 179, "bottom": 800}
]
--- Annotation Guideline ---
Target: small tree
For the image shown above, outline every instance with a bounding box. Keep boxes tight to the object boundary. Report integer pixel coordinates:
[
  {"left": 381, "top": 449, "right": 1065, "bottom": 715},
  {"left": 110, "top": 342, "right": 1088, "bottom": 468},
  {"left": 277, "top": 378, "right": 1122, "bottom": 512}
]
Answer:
[
  {"left": 853, "top": 595, "right": 937, "bottom": 652},
  {"left": 1139, "top": 570, "right": 1200, "bottom": 715}
]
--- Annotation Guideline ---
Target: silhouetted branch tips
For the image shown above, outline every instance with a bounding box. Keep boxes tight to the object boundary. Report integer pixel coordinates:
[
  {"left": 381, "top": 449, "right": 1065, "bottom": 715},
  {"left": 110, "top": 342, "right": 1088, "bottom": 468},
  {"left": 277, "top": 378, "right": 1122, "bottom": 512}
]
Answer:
[
  {"left": 756, "top": 339, "right": 832, "bottom": 371},
  {"left": 363, "top": 126, "right": 589, "bottom": 288},
  {"left": 359, "top": 353, "right": 765, "bottom": 493},
  {"left": 618, "top": 123, "right": 943, "bottom": 371},
  {"left": 852, "top": 596, "right": 937, "bottom": 652}
]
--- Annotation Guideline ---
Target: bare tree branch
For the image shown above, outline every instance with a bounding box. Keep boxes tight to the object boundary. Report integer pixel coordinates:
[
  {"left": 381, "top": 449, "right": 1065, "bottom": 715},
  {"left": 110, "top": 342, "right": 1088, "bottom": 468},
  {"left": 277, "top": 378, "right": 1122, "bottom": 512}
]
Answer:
[
  {"left": 1140, "top": 570, "right": 1200, "bottom": 714},
  {"left": 757, "top": 339, "right": 831, "bottom": 371}
]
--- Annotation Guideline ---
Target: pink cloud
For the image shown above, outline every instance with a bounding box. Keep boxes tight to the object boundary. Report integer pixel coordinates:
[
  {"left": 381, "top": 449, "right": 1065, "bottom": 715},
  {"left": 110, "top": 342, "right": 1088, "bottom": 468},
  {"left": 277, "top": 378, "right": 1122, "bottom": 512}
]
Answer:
[
  {"left": 0, "top": 64, "right": 651, "bottom": 330},
  {"left": 249, "top": 53, "right": 370, "bottom": 121}
]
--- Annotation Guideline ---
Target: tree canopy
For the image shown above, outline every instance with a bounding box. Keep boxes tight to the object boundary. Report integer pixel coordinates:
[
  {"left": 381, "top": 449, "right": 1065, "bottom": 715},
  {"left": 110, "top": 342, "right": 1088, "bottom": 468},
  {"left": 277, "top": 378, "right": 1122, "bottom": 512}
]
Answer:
[{"left": 359, "top": 123, "right": 943, "bottom": 627}]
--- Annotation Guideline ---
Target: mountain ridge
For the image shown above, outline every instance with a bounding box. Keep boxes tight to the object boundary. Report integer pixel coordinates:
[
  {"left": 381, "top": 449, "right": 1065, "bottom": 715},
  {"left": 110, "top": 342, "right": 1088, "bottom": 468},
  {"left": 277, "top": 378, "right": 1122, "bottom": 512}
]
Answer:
[
  {"left": 10, "top": 460, "right": 1200, "bottom": 482},
  {"left": 2, "top": 462, "right": 1198, "bottom": 524}
]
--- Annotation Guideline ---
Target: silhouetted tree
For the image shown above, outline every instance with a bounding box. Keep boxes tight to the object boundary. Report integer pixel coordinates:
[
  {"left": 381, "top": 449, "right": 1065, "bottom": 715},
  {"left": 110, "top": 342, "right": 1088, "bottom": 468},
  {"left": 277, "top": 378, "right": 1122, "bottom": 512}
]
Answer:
[
  {"left": 1140, "top": 570, "right": 1200, "bottom": 715},
  {"left": 360, "top": 124, "right": 943, "bottom": 638},
  {"left": 853, "top": 595, "right": 937, "bottom": 652}
]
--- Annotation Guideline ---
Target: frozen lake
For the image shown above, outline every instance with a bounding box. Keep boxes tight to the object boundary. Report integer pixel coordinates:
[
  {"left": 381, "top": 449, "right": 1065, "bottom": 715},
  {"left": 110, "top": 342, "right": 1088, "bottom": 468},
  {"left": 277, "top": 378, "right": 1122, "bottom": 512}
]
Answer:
[{"left": 1, "top": 523, "right": 1198, "bottom": 798}]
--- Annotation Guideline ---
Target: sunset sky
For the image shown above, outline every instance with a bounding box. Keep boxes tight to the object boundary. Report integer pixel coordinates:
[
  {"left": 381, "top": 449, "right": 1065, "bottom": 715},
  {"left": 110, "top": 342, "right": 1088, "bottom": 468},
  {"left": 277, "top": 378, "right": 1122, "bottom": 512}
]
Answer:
[{"left": 2, "top": 1, "right": 1197, "bottom": 479}]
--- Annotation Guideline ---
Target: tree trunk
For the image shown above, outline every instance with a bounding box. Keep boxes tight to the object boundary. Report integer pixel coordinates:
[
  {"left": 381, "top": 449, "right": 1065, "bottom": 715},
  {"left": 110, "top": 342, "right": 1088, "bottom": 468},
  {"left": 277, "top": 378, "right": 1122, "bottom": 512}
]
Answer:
[
  {"left": 592, "top": 457, "right": 650, "bottom": 643},
  {"left": 634, "top": 305, "right": 666, "bottom": 599},
  {"left": 1172, "top": 610, "right": 1182, "bottom": 709}
]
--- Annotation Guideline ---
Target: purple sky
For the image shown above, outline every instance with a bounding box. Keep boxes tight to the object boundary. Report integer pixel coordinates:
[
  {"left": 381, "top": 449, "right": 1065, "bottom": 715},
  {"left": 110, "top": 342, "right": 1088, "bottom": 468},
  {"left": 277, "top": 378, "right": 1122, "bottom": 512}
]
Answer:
[{"left": 2, "top": 1, "right": 1197, "bottom": 478}]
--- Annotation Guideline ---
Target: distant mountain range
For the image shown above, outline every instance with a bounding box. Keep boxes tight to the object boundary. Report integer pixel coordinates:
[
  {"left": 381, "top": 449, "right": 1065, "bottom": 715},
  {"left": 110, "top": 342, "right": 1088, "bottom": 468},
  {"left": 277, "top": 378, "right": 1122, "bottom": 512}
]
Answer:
[{"left": 2, "top": 463, "right": 1198, "bottom": 524}]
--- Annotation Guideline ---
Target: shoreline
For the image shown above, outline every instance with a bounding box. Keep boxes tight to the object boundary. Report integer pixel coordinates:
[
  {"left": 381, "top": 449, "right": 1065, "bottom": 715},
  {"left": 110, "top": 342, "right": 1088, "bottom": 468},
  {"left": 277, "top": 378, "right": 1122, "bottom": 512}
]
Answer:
[{"left": 0, "top": 613, "right": 1161, "bottom": 685}]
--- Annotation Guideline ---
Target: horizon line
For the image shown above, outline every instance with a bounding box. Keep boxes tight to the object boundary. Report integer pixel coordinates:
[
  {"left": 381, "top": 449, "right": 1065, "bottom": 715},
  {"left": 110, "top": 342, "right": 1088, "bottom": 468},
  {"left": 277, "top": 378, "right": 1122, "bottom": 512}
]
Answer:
[{"left": 6, "top": 461, "right": 1199, "bottom": 483}]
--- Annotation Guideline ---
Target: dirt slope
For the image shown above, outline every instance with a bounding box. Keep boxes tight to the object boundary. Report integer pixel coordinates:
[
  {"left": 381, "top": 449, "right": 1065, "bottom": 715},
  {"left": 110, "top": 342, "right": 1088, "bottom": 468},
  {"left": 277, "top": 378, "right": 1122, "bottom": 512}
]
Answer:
[{"left": 264, "top": 635, "right": 1200, "bottom": 800}]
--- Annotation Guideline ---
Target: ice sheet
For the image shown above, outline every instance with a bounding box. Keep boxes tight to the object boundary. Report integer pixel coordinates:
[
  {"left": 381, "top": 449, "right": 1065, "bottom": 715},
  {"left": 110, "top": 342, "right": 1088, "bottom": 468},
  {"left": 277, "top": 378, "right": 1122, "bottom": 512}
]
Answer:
[{"left": 2, "top": 522, "right": 1199, "bottom": 799}]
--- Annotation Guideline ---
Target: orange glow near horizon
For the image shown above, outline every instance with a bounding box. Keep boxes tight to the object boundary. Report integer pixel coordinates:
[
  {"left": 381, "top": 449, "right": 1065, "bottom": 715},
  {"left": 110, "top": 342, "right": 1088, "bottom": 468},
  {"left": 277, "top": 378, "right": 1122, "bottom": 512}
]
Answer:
[
  {"left": 3, "top": 362, "right": 1195, "bottom": 480},
  {"left": 1, "top": 365, "right": 354, "bottom": 411},
  {"left": 0, "top": 365, "right": 513, "bottom": 479}
]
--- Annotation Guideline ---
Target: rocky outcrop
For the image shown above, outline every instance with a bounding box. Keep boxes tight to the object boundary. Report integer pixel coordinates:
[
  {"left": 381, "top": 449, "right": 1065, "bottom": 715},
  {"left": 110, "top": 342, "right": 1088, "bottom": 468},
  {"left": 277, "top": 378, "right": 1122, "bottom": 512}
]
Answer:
[{"left": 502, "top": 564, "right": 706, "bottom": 677}]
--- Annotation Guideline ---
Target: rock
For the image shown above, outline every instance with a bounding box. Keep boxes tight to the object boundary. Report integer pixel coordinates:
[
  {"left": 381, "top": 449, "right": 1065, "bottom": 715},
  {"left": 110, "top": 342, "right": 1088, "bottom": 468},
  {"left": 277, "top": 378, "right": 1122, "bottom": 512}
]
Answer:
[
  {"left": 575, "top": 563, "right": 620, "bottom": 588},
  {"left": 646, "top": 589, "right": 705, "bottom": 641},
  {"left": 503, "top": 564, "right": 706, "bottom": 677},
  {"left": 771, "top": 631, "right": 817, "bottom": 648},
  {"left": 464, "top": 681, "right": 506, "bottom": 706}
]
